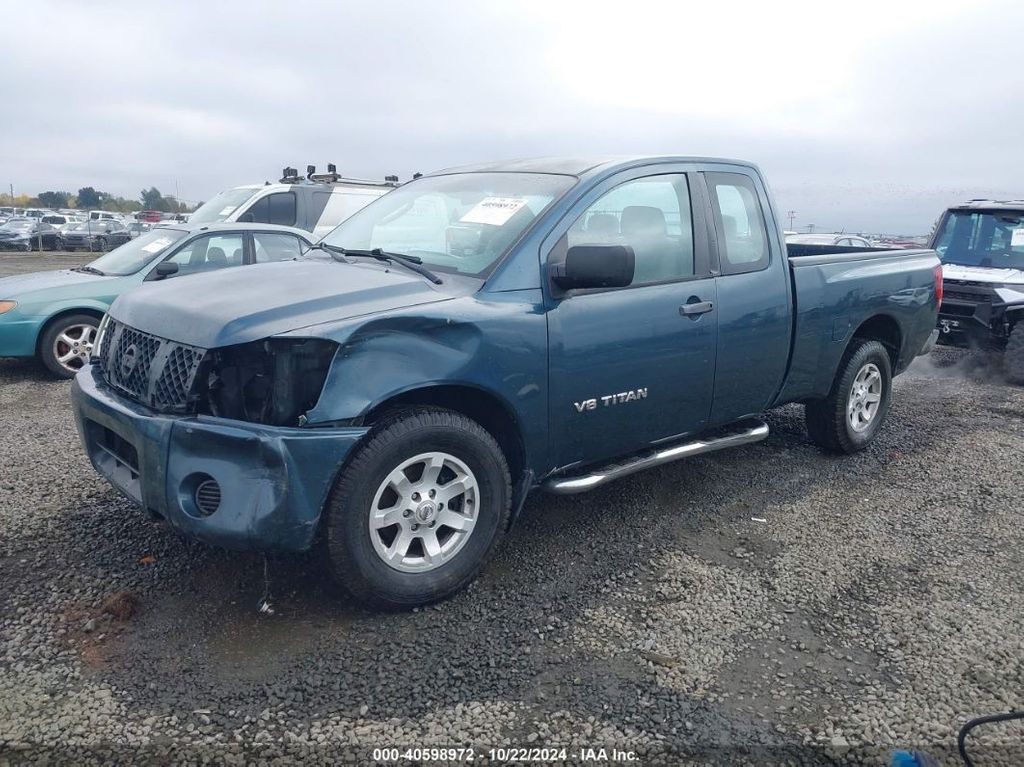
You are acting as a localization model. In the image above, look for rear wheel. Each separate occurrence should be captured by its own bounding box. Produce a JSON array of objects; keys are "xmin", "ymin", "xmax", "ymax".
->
[
  {"xmin": 324, "ymin": 408, "xmax": 511, "ymax": 608},
  {"xmin": 39, "ymin": 314, "xmax": 100, "ymax": 378},
  {"xmin": 1005, "ymin": 323, "xmax": 1024, "ymax": 384},
  {"xmin": 805, "ymin": 339, "xmax": 893, "ymax": 454}
]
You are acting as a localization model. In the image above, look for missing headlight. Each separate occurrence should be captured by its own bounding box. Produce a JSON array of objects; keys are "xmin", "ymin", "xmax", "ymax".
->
[{"xmin": 196, "ymin": 338, "xmax": 337, "ymax": 426}]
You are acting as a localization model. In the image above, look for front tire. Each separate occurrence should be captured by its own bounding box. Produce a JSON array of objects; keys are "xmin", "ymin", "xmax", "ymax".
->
[
  {"xmin": 324, "ymin": 408, "xmax": 511, "ymax": 608},
  {"xmin": 805, "ymin": 339, "xmax": 893, "ymax": 454},
  {"xmin": 1005, "ymin": 323, "xmax": 1024, "ymax": 384},
  {"xmin": 39, "ymin": 314, "xmax": 100, "ymax": 379}
]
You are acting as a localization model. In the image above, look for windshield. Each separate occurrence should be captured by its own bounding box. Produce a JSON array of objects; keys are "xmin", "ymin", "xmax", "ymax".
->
[
  {"xmin": 86, "ymin": 228, "xmax": 188, "ymax": 275},
  {"xmin": 935, "ymin": 210, "xmax": 1024, "ymax": 270},
  {"xmin": 322, "ymin": 172, "xmax": 575, "ymax": 276},
  {"xmin": 189, "ymin": 187, "xmax": 260, "ymax": 224}
]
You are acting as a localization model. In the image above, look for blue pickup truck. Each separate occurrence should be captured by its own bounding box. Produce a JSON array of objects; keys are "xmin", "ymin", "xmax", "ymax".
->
[{"xmin": 71, "ymin": 157, "xmax": 941, "ymax": 607}]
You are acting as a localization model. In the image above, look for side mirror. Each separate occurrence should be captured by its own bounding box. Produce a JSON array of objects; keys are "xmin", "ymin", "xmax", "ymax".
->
[
  {"xmin": 238, "ymin": 212, "xmax": 254, "ymax": 223},
  {"xmin": 152, "ymin": 262, "xmax": 179, "ymax": 280},
  {"xmin": 551, "ymin": 244, "xmax": 634, "ymax": 291}
]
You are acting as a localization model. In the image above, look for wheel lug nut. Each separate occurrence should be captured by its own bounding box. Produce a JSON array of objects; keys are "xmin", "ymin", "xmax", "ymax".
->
[
  {"xmin": 412, "ymin": 492, "xmax": 420, "ymax": 501},
  {"xmin": 429, "ymin": 489, "xmax": 436, "ymax": 498},
  {"xmin": 403, "ymin": 509, "xmax": 412, "ymax": 517},
  {"xmin": 428, "ymin": 521, "xmax": 435, "ymax": 528},
  {"xmin": 411, "ymin": 523, "xmax": 419, "ymax": 531},
  {"xmin": 438, "ymin": 502, "xmax": 444, "ymax": 510}
]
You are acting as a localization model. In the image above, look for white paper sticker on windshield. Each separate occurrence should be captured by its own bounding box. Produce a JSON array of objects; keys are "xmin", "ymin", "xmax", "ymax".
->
[
  {"xmin": 218, "ymin": 206, "xmax": 236, "ymax": 216},
  {"xmin": 142, "ymin": 237, "xmax": 172, "ymax": 254},
  {"xmin": 1012, "ymin": 228, "xmax": 1024, "ymax": 247},
  {"xmin": 459, "ymin": 197, "xmax": 529, "ymax": 226}
]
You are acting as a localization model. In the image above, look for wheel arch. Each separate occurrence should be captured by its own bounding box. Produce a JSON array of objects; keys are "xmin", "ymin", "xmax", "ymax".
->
[
  {"xmin": 848, "ymin": 313, "xmax": 902, "ymax": 369},
  {"xmin": 360, "ymin": 383, "xmax": 528, "ymax": 488},
  {"xmin": 35, "ymin": 306, "xmax": 106, "ymax": 355}
]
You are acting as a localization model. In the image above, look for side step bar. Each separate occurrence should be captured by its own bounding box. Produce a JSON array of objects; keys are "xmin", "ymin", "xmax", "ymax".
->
[{"xmin": 543, "ymin": 419, "xmax": 769, "ymax": 495}]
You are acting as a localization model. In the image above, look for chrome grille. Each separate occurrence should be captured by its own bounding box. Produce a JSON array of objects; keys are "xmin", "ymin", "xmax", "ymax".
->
[{"xmin": 99, "ymin": 319, "xmax": 206, "ymax": 412}]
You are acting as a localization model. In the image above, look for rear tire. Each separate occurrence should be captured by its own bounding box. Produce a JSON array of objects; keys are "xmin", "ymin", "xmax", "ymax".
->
[
  {"xmin": 1005, "ymin": 323, "xmax": 1024, "ymax": 385},
  {"xmin": 324, "ymin": 408, "xmax": 511, "ymax": 609},
  {"xmin": 805, "ymin": 339, "xmax": 893, "ymax": 454}
]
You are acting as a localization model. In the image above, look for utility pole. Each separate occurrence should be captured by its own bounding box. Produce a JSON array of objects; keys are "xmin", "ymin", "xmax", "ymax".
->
[{"xmin": 787, "ymin": 210, "xmax": 796, "ymax": 230}]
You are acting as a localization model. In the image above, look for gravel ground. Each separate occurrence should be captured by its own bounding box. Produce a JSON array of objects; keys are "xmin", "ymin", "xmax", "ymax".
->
[{"xmin": 0, "ymin": 255, "xmax": 1021, "ymax": 764}]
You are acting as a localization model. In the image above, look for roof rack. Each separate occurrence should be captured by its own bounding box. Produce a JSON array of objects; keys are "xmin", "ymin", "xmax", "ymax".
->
[{"xmin": 278, "ymin": 164, "xmax": 402, "ymax": 188}]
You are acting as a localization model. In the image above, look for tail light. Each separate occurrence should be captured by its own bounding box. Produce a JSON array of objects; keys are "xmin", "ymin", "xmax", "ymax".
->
[{"xmin": 934, "ymin": 264, "xmax": 943, "ymax": 306}]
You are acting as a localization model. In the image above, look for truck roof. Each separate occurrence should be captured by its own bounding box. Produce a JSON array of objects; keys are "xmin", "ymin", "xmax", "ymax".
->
[
  {"xmin": 431, "ymin": 155, "xmax": 757, "ymax": 177},
  {"xmin": 949, "ymin": 199, "xmax": 1024, "ymax": 212}
]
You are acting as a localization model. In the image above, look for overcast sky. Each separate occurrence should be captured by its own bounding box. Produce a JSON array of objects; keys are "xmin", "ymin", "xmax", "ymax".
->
[{"xmin": 2, "ymin": 0, "xmax": 1023, "ymax": 234}]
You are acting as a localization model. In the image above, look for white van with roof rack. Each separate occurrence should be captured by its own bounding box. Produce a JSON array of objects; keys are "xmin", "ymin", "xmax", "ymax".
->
[{"xmin": 188, "ymin": 164, "xmax": 400, "ymax": 239}]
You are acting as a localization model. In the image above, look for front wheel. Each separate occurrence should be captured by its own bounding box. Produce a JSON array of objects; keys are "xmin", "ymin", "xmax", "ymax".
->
[
  {"xmin": 805, "ymin": 339, "xmax": 893, "ymax": 454},
  {"xmin": 39, "ymin": 314, "xmax": 100, "ymax": 378},
  {"xmin": 324, "ymin": 408, "xmax": 511, "ymax": 608}
]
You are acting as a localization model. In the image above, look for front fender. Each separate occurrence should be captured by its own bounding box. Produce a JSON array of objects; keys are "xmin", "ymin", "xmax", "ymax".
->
[{"xmin": 303, "ymin": 291, "xmax": 550, "ymax": 473}]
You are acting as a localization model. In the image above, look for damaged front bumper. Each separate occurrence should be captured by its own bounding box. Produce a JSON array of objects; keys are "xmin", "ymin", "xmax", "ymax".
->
[{"xmin": 71, "ymin": 364, "xmax": 369, "ymax": 552}]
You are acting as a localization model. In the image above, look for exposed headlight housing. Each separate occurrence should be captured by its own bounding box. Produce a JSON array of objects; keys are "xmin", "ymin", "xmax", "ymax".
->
[
  {"xmin": 194, "ymin": 338, "xmax": 337, "ymax": 426},
  {"xmin": 0, "ymin": 300, "xmax": 17, "ymax": 315},
  {"xmin": 91, "ymin": 313, "xmax": 111, "ymax": 361}
]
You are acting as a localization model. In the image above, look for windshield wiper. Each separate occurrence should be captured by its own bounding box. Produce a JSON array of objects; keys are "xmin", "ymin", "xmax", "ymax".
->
[
  {"xmin": 71, "ymin": 265, "xmax": 105, "ymax": 276},
  {"xmin": 305, "ymin": 241, "xmax": 352, "ymax": 262},
  {"xmin": 331, "ymin": 247, "xmax": 442, "ymax": 285}
]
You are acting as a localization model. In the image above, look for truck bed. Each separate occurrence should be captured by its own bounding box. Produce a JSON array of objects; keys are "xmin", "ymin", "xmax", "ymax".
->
[{"xmin": 775, "ymin": 246, "xmax": 940, "ymax": 406}]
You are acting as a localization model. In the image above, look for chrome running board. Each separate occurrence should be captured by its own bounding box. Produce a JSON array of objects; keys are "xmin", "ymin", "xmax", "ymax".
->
[{"xmin": 543, "ymin": 419, "xmax": 769, "ymax": 495}]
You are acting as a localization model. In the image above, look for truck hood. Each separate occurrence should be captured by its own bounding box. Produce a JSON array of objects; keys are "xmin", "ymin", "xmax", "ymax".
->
[
  {"xmin": 109, "ymin": 260, "xmax": 461, "ymax": 349},
  {"xmin": 942, "ymin": 263, "xmax": 1024, "ymax": 285},
  {"xmin": 0, "ymin": 269, "xmax": 124, "ymax": 300}
]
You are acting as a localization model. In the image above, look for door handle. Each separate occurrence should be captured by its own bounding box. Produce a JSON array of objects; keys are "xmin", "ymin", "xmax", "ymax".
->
[{"xmin": 679, "ymin": 300, "xmax": 714, "ymax": 317}]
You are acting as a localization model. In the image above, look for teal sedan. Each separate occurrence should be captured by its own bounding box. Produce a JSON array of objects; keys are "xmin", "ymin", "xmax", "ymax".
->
[{"xmin": 0, "ymin": 223, "xmax": 313, "ymax": 377}]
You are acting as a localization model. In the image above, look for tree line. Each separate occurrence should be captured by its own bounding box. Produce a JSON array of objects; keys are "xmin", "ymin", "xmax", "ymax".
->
[{"xmin": 0, "ymin": 186, "xmax": 199, "ymax": 214}]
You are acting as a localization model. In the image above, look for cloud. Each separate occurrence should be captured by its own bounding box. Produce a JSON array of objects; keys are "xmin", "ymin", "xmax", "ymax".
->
[{"xmin": 1, "ymin": 0, "xmax": 1022, "ymax": 233}]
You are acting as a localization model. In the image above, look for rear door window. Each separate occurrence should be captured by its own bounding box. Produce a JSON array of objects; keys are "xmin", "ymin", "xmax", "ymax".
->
[
  {"xmin": 706, "ymin": 172, "xmax": 770, "ymax": 274},
  {"xmin": 253, "ymin": 232, "xmax": 305, "ymax": 263}
]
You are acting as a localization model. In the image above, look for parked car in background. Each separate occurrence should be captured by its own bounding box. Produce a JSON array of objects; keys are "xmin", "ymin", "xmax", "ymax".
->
[
  {"xmin": 0, "ymin": 220, "xmax": 63, "ymax": 251},
  {"xmin": 88, "ymin": 211, "xmax": 121, "ymax": 222},
  {"xmin": 188, "ymin": 167, "xmax": 397, "ymax": 239},
  {"xmin": 41, "ymin": 214, "xmax": 79, "ymax": 229},
  {"xmin": 60, "ymin": 220, "xmax": 131, "ymax": 252},
  {"xmin": 786, "ymin": 233, "xmax": 874, "ymax": 248},
  {"xmin": 127, "ymin": 222, "xmax": 151, "ymax": 239},
  {"xmin": 0, "ymin": 223, "xmax": 314, "ymax": 377},
  {"xmin": 930, "ymin": 200, "xmax": 1024, "ymax": 381},
  {"xmin": 71, "ymin": 156, "xmax": 942, "ymax": 607}
]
